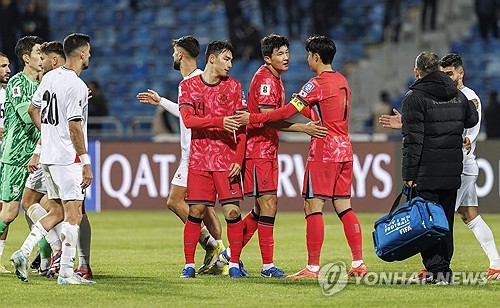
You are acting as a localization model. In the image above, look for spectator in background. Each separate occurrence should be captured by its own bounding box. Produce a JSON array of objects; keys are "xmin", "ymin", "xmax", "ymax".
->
[
  {"xmin": 372, "ymin": 91, "xmax": 392, "ymax": 133},
  {"xmin": 310, "ymin": 0, "xmax": 341, "ymax": 36},
  {"xmin": 475, "ymin": 0, "xmax": 498, "ymax": 40},
  {"xmin": 21, "ymin": 0, "xmax": 49, "ymax": 40},
  {"xmin": 0, "ymin": 0, "xmax": 21, "ymax": 73},
  {"xmin": 485, "ymin": 91, "xmax": 500, "ymax": 138},
  {"xmin": 421, "ymin": 0, "xmax": 437, "ymax": 31},
  {"xmin": 259, "ymin": 0, "xmax": 278, "ymax": 27},
  {"xmin": 284, "ymin": 0, "xmax": 303, "ymax": 39},
  {"xmin": 384, "ymin": 0, "xmax": 402, "ymax": 43},
  {"xmin": 87, "ymin": 80, "xmax": 109, "ymax": 131},
  {"xmin": 233, "ymin": 17, "xmax": 262, "ymax": 61}
]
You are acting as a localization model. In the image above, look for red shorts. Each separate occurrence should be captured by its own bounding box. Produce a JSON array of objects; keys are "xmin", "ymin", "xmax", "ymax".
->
[
  {"xmin": 302, "ymin": 161, "xmax": 352, "ymax": 199},
  {"xmin": 186, "ymin": 168, "xmax": 243, "ymax": 206},
  {"xmin": 243, "ymin": 158, "xmax": 278, "ymax": 197}
]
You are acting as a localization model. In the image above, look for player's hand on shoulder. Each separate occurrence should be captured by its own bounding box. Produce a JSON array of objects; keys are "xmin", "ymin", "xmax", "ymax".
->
[
  {"xmin": 136, "ymin": 89, "xmax": 160, "ymax": 106},
  {"xmin": 304, "ymin": 121, "xmax": 328, "ymax": 138},
  {"xmin": 228, "ymin": 163, "xmax": 241, "ymax": 178}
]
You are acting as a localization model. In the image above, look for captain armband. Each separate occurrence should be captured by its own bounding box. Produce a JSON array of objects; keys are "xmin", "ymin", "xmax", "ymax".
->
[{"xmin": 290, "ymin": 97, "xmax": 307, "ymax": 112}]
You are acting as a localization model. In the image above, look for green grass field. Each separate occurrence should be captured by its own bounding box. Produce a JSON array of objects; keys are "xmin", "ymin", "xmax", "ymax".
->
[{"xmin": 1, "ymin": 211, "xmax": 499, "ymax": 307}]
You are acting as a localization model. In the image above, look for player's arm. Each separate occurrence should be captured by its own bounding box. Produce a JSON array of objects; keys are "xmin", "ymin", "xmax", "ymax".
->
[
  {"xmin": 27, "ymin": 138, "xmax": 41, "ymax": 173},
  {"xmin": 28, "ymin": 103, "xmax": 41, "ymax": 131},
  {"xmin": 229, "ymin": 124, "xmax": 247, "ymax": 178},
  {"xmin": 401, "ymin": 97, "xmax": 424, "ymax": 186},
  {"xmin": 235, "ymin": 99, "xmax": 301, "ymax": 125},
  {"xmin": 69, "ymin": 119, "xmax": 92, "ymax": 189},
  {"xmin": 179, "ymin": 106, "xmax": 239, "ymax": 132},
  {"xmin": 136, "ymin": 89, "xmax": 180, "ymax": 117},
  {"xmin": 261, "ymin": 106, "xmax": 327, "ymax": 137},
  {"xmin": 13, "ymin": 91, "xmax": 34, "ymax": 124}
]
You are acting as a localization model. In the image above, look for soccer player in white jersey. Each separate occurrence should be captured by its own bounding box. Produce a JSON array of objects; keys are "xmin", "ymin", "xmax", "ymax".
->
[
  {"xmin": 0, "ymin": 52, "xmax": 11, "ymax": 273},
  {"xmin": 379, "ymin": 53, "xmax": 500, "ymax": 280},
  {"xmin": 137, "ymin": 35, "xmax": 230, "ymax": 274},
  {"xmin": 11, "ymin": 33, "xmax": 95, "ymax": 284}
]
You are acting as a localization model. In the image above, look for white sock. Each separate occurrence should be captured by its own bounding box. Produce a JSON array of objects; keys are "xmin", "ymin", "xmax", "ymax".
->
[
  {"xmin": 185, "ymin": 263, "xmax": 195, "ymax": 269},
  {"xmin": 46, "ymin": 228, "xmax": 62, "ymax": 253},
  {"xmin": 0, "ymin": 240, "xmax": 5, "ymax": 261},
  {"xmin": 228, "ymin": 262, "xmax": 239, "ymax": 269},
  {"xmin": 20, "ymin": 222, "xmax": 48, "ymax": 258},
  {"xmin": 226, "ymin": 247, "xmax": 231, "ymax": 258},
  {"xmin": 306, "ymin": 264, "xmax": 320, "ymax": 272},
  {"xmin": 59, "ymin": 222, "xmax": 79, "ymax": 278},
  {"xmin": 41, "ymin": 258, "xmax": 51, "ymax": 271},
  {"xmin": 467, "ymin": 215, "xmax": 500, "ymax": 268},
  {"xmin": 352, "ymin": 260, "xmax": 364, "ymax": 268},
  {"xmin": 199, "ymin": 226, "xmax": 217, "ymax": 250},
  {"xmin": 262, "ymin": 263, "xmax": 274, "ymax": 271},
  {"xmin": 26, "ymin": 203, "xmax": 47, "ymax": 224}
]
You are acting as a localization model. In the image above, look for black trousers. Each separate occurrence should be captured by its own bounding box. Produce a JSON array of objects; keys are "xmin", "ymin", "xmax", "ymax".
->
[{"xmin": 418, "ymin": 189, "xmax": 457, "ymax": 277}]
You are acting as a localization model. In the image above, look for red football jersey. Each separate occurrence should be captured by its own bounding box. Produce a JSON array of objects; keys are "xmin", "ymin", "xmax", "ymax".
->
[
  {"xmin": 246, "ymin": 65, "xmax": 285, "ymax": 159},
  {"xmin": 294, "ymin": 71, "xmax": 353, "ymax": 163},
  {"xmin": 179, "ymin": 75, "xmax": 246, "ymax": 171}
]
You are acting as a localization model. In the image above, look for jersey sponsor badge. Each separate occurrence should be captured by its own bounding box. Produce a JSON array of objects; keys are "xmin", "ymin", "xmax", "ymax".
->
[
  {"xmin": 260, "ymin": 84, "xmax": 271, "ymax": 96},
  {"xmin": 241, "ymin": 90, "xmax": 247, "ymax": 106},
  {"xmin": 298, "ymin": 90, "xmax": 308, "ymax": 98},
  {"xmin": 12, "ymin": 86, "xmax": 21, "ymax": 98},
  {"xmin": 302, "ymin": 82, "xmax": 314, "ymax": 94}
]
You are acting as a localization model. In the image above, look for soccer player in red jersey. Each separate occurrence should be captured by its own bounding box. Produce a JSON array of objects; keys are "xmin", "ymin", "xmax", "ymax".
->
[
  {"xmin": 235, "ymin": 35, "xmax": 367, "ymax": 278},
  {"xmin": 239, "ymin": 34, "xmax": 327, "ymax": 278},
  {"xmin": 178, "ymin": 40, "xmax": 247, "ymax": 278}
]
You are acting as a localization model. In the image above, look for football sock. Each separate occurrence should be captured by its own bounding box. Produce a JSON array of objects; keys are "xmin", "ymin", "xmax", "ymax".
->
[
  {"xmin": 20, "ymin": 221, "xmax": 48, "ymax": 258},
  {"xmin": 306, "ymin": 212, "xmax": 324, "ymax": 267},
  {"xmin": 78, "ymin": 213, "xmax": 91, "ymax": 269},
  {"xmin": 25, "ymin": 212, "xmax": 33, "ymax": 230},
  {"xmin": 226, "ymin": 215, "xmax": 243, "ymax": 264},
  {"xmin": 0, "ymin": 240, "xmax": 5, "ymax": 262},
  {"xmin": 306, "ymin": 264, "xmax": 320, "ymax": 272},
  {"xmin": 26, "ymin": 203, "xmax": 47, "ymax": 225},
  {"xmin": 242, "ymin": 209, "xmax": 259, "ymax": 247},
  {"xmin": 59, "ymin": 222, "xmax": 79, "ymax": 278},
  {"xmin": 338, "ymin": 208, "xmax": 363, "ymax": 262},
  {"xmin": 0, "ymin": 220, "xmax": 8, "ymax": 237},
  {"xmin": 184, "ymin": 263, "xmax": 195, "ymax": 269},
  {"xmin": 199, "ymin": 226, "xmax": 217, "ymax": 251},
  {"xmin": 467, "ymin": 215, "xmax": 500, "ymax": 269},
  {"xmin": 184, "ymin": 215, "xmax": 202, "ymax": 265},
  {"xmin": 352, "ymin": 260, "xmax": 364, "ymax": 268},
  {"xmin": 39, "ymin": 238, "xmax": 52, "ymax": 261},
  {"xmin": 258, "ymin": 215, "xmax": 275, "ymax": 267}
]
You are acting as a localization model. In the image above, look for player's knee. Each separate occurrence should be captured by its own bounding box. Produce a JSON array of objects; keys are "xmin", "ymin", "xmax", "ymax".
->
[
  {"xmin": 457, "ymin": 207, "xmax": 478, "ymax": 224},
  {"xmin": 222, "ymin": 206, "xmax": 240, "ymax": 220},
  {"xmin": 166, "ymin": 195, "xmax": 182, "ymax": 212}
]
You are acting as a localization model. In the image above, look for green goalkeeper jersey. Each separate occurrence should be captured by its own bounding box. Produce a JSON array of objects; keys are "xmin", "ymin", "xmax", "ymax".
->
[{"xmin": 1, "ymin": 72, "xmax": 40, "ymax": 165}]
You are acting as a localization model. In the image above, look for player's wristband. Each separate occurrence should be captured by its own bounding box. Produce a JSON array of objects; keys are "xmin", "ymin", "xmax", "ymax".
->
[
  {"xmin": 79, "ymin": 153, "xmax": 91, "ymax": 165},
  {"xmin": 33, "ymin": 144, "xmax": 41, "ymax": 155}
]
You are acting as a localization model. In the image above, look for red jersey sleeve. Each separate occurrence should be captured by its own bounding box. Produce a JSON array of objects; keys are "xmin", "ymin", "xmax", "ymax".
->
[{"xmin": 178, "ymin": 79, "xmax": 224, "ymax": 129}]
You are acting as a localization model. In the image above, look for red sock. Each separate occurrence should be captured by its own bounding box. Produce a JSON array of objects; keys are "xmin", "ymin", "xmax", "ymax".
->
[
  {"xmin": 339, "ymin": 209, "xmax": 363, "ymax": 261},
  {"xmin": 258, "ymin": 216, "xmax": 275, "ymax": 265},
  {"xmin": 184, "ymin": 215, "xmax": 202, "ymax": 264},
  {"xmin": 306, "ymin": 212, "xmax": 324, "ymax": 266},
  {"xmin": 227, "ymin": 216, "xmax": 244, "ymax": 263},
  {"xmin": 242, "ymin": 210, "xmax": 259, "ymax": 248}
]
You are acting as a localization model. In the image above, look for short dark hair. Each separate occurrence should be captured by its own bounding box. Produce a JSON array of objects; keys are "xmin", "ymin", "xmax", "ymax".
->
[
  {"xmin": 172, "ymin": 35, "xmax": 200, "ymax": 58},
  {"xmin": 415, "ymin": 52, "xmax": 439, "ymax": 77},
  {"xmin": 440, "ymin": 53, "xmax": 463, "ymax": 69},
  {"xmin": 305, "ymin": 35, "xmax": 336, "ymax": 64},
  {"xmin": 63, "ymin": 33, "xmax": 91, "ymax": 57},
  {"xmin": 0, "ymin": 52, "xmax": 7, "ymax": 59},
  {"xmin": 205, "ymin": 40, "xmax": 235, "ymax": 64},
  {"xmin": 41, "ymin": 41, "xmax": 65, "ymax": 60},
  {"xmin": 14, "ymin": 36, "xmax": 44, "ymax": 64},
  {"xmin": 261, "ymin": 34, "xmax": 289, "ymax": 58}
]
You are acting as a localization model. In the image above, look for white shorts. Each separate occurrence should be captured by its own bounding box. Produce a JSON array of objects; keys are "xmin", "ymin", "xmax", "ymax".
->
[
  {"xmin": 455, "ymin": 174, "xmax": 478, "ymax": 210},
  {"xmin": 42, "ymin": 163, "xmax": 84, "ymax": 201},
  {"xmin": 25, "ymin": 166, "xmax": 47, "ymax": 194},
  {"xmin": 171, "ymin": 158, "xmax": 188, "ymax": 187}
]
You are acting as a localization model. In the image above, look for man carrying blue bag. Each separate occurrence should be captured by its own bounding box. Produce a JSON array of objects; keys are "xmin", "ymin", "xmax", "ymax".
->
[{"xmin": 401, "ymin": 52, "xmax": 478, "ymax": 284}]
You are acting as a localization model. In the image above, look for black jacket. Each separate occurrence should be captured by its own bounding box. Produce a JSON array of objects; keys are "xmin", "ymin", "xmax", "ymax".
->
[{"xmin": 402, "ymin": 71, "xmax": 478, "ymax": 191}]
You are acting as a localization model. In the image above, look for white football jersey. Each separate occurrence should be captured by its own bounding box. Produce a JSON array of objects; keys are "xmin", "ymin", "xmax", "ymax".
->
[
  {"xmin": 460, "ymin": 85, "xmax": 481, "ymax": 176},
  {"xmin": 35, "ymin": 66, "xmax": 88, "ymax": 165},
  {"xmin": 0, "ymin": 87, "xmax": 5, "ymax": 129},
  {"xmin": 179, "ymin": 68, "xmax": 202, "ymax": 161}
]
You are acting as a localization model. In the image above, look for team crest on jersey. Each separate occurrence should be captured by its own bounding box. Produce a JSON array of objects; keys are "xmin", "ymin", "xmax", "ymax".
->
[
  {"xmin": 12, "ymin": 86, "xmax": 21, "ymax": 98},
  {"xmin": 302, "ymin": 82, "xmax": 314, "ymax": 93},
  {"xmin": 218, "ymin": 93, "xmax": 228, "ymax": 105},
  {"xmin": 241, "ymin": 90, "xmax": 247, "ymax": 106},
  {"xmin": 260, "ymin": 84, "xmax": 271, "ymax": 96},
  {"xmin": 13, "ymin": 185, "xmax": 19, "ymax": 195}
]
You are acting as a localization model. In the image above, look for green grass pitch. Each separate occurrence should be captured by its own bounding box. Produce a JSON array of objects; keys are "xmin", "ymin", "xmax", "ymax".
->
[{"xmin": 1, "ymin": 211, "xmax": 499, "ymax": 307}]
